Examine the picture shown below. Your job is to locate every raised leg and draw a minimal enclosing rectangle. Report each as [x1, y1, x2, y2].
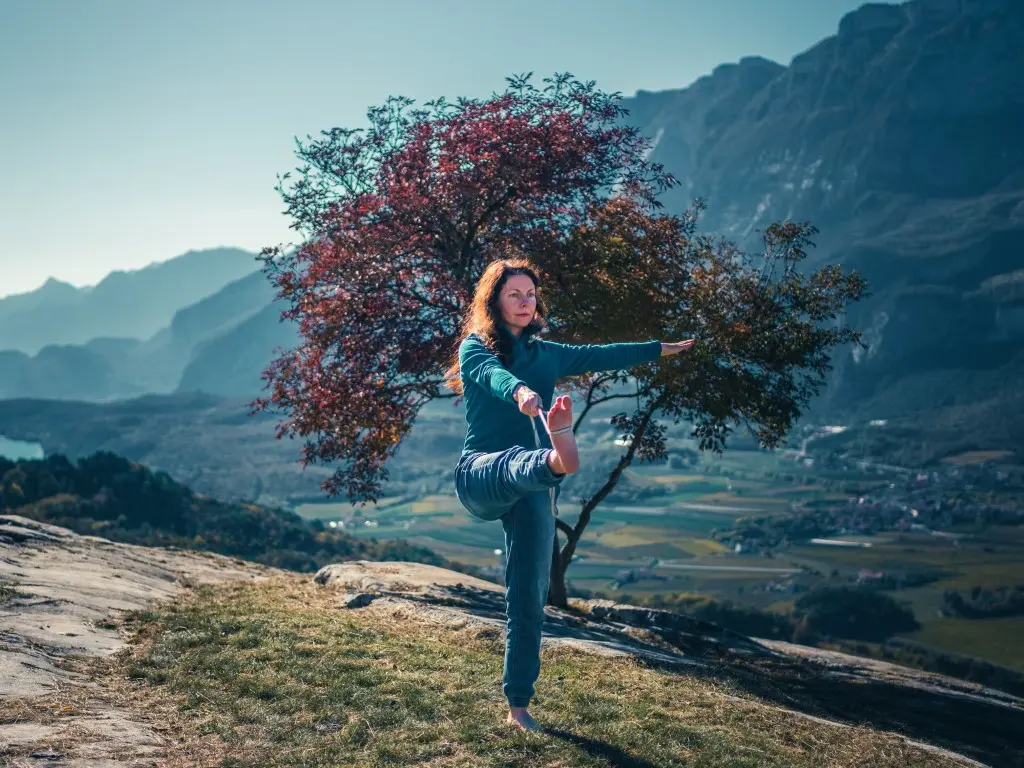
[455, 446, 563, 521]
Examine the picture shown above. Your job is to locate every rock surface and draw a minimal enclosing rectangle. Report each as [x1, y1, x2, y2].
[2, 517, 1021, 765]
[0, 514, 282, 765]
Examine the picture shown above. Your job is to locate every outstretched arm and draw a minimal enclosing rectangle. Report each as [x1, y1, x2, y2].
[544, 339, 663, 378]
[458, 335, 526, 403]
[547, 338, 696, 378]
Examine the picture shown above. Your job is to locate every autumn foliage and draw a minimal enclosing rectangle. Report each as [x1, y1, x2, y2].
[255, 73, 678, 500]
[253, 73, 866, 605]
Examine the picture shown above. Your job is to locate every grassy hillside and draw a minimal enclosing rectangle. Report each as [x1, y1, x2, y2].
[72, 574, 997, 767]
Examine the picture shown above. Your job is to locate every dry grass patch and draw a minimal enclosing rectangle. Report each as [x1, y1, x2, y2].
[678, 538, 730, 557]
[71, 573, 977, 767]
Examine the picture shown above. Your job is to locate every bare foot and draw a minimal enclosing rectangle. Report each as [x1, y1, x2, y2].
[507, 707, 543, 732]
[545, 395, 579, 475]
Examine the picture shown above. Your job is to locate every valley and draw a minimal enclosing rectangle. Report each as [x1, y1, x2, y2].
[290, 434, 1024, 676]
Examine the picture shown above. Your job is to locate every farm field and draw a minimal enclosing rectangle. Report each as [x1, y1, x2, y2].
[904, 616, 1024, 671]
[295, 446, 1024, 671]
[296, 449, 857, 598]
[787, 529, 1024, 670]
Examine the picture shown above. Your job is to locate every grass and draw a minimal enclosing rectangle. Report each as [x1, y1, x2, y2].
[681, 539, 730, 557]
[887, 588, 946, 623]
[789, 540, 1020, 575]
[409, 495, 457, 514]
[596, 527, 728, 560]
[693, 491, 790, 508]
[91, 574, 966, 767]
[598, 526, 683, 548]
[405, 537, 504, 568]
[930, 560, 1024, 590]
[583, 541, 697, 561]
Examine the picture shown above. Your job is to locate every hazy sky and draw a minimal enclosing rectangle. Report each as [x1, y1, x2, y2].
[0, 0, 868, 299]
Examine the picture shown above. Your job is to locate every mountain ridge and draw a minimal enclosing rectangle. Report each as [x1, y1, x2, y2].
[0, 247, 261, 355]
[618, 0, 1024, 455]
[0, 265, 281, 400]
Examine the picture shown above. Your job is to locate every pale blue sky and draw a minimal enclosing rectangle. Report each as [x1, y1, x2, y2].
[0, 0, 868, 298]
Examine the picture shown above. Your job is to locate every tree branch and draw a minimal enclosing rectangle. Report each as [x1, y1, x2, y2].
[569, 372, 624, 432]
[555, 517, 575, 538]
[574, 392, 640, 432]
[458, 186, 519, 280]
[559, 395, 664, 571]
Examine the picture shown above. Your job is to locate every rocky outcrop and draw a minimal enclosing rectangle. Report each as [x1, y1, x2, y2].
[0, 515, 282, 764]
[2, 518, 1021, 764]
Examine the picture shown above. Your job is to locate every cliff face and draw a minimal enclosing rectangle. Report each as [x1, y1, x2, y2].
[622, 0, 1024, 436]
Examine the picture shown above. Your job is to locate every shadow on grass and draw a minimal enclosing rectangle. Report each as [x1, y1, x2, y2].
[664, 651, 1023, 768]
[542, 727, 661, 768]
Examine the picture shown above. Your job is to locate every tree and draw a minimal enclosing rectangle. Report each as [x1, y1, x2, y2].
[254, 72, 866, 607]
[538, 199, 865, 603]
[794, 586, 919, 642]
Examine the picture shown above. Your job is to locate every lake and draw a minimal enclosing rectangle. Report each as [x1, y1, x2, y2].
[0, 436, 44, 461]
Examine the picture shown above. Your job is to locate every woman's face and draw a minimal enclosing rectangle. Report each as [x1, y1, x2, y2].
[498, 274, 537, 332]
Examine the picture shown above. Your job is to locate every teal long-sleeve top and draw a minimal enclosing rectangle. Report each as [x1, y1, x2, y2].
[458, 330, 662, 459]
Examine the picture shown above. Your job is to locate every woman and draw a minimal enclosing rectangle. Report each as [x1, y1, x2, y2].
[446, 257, 694, 732]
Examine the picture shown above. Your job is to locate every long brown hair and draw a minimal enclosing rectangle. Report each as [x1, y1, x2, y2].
[445, 257, 548, 394]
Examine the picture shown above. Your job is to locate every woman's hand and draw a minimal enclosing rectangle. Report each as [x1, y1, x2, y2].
[513, 384, 542, 417]
[660, 339, 696, 357]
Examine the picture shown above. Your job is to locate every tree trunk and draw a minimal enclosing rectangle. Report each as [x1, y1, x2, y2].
[545, 397, 664, 609]
[548, 535, 569, 607]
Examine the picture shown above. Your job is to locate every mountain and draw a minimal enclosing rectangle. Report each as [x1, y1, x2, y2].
[0, 277, 79, 325]
[121, 267, 280, 394]
[0, 351, 29, 398]
[0, 267, 284, 401]
[0, 341, 153, 402]
[0, 345, 120, 400]
[620, 0, 1024, 459]
[164, 267, 277, 348]
[177, 300, 298, 397]
[0, 247, 260, 355]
